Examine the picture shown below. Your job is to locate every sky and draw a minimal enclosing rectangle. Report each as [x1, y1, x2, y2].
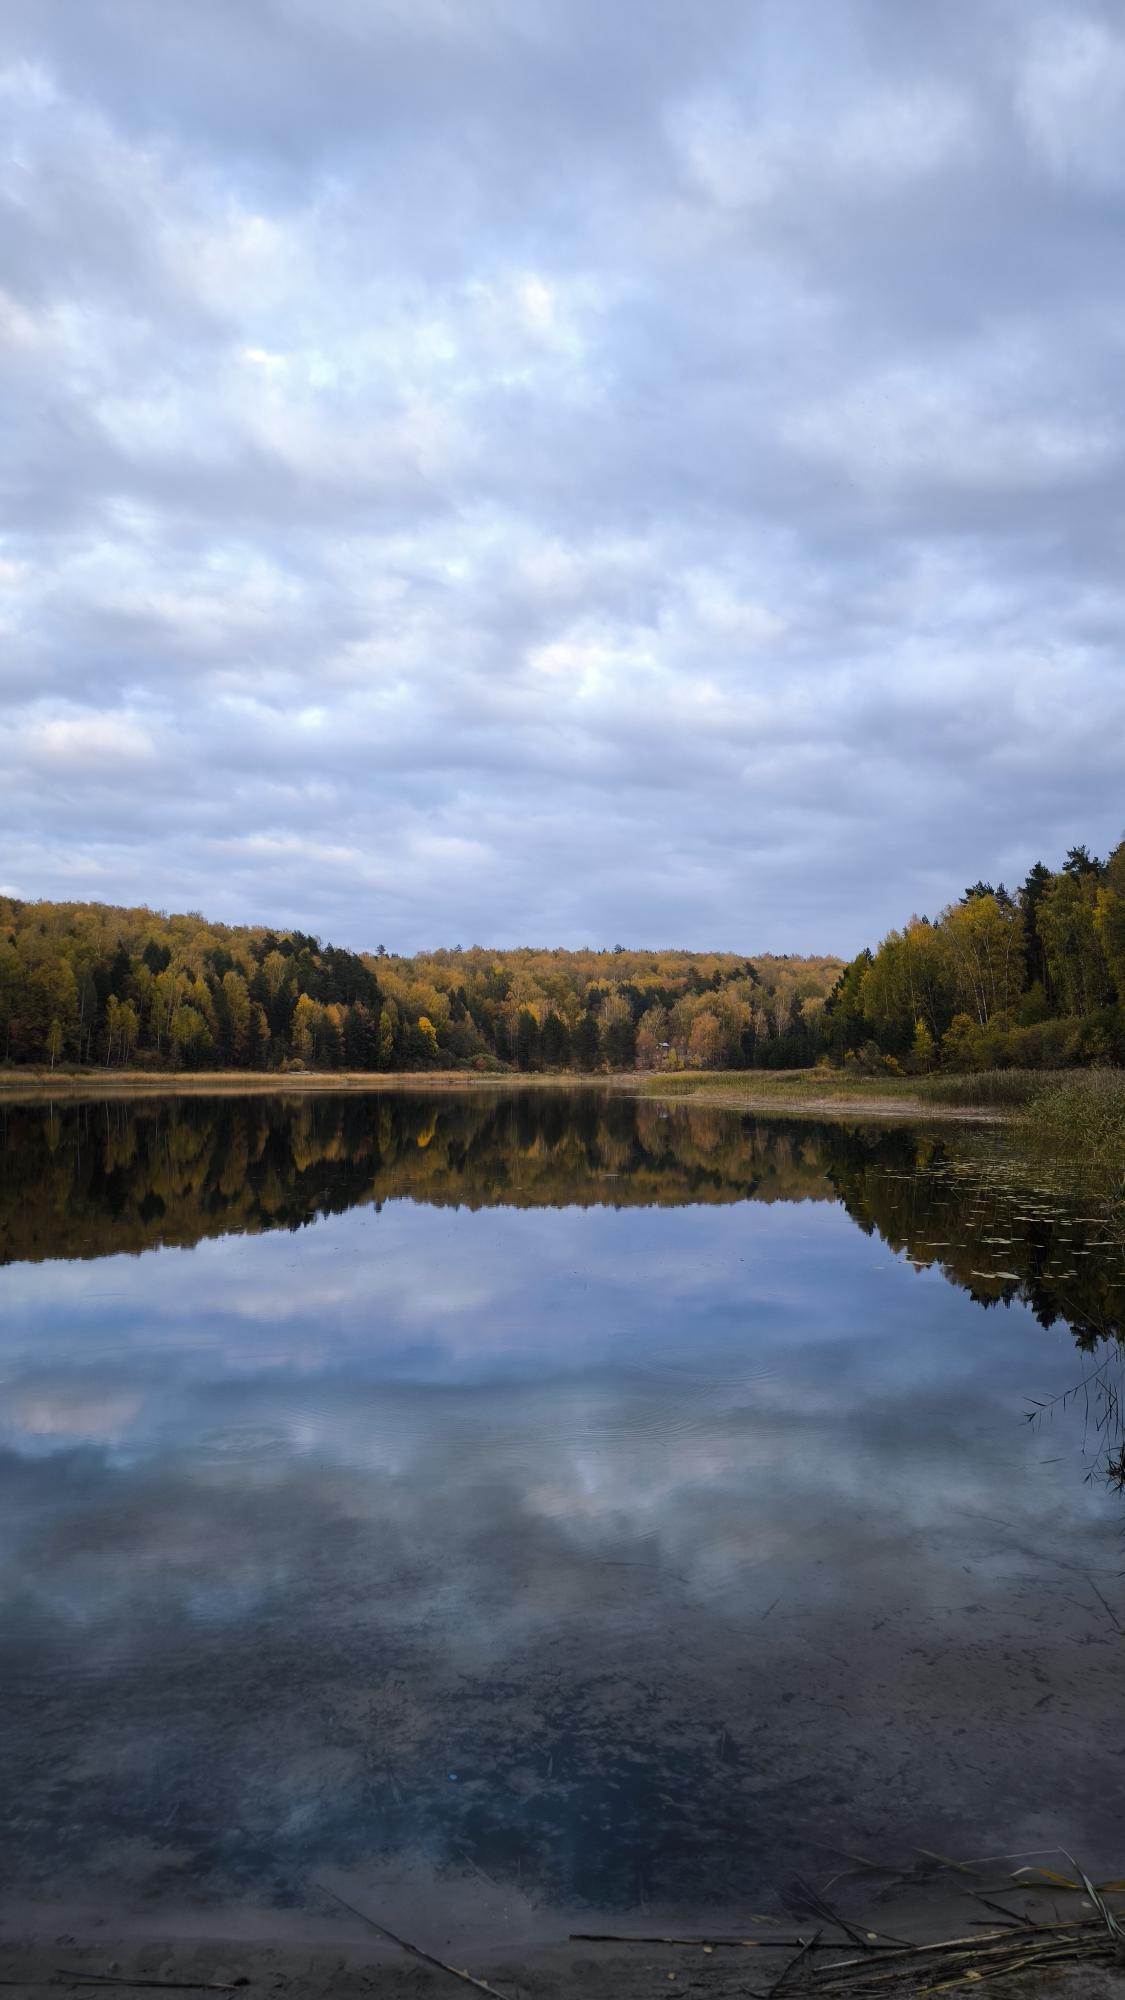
[1, 0, 1123, 957]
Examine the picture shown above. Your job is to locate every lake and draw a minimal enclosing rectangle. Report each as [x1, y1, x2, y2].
[0, 1089, 1122, 1946]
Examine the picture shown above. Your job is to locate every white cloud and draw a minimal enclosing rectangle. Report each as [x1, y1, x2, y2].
[1016, 12, 1125, 188]
[0, 1, 1121, 951]
[22, 713, 158, 769]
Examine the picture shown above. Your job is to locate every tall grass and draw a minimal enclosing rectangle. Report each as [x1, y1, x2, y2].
[637, 1066, 1125, 1161]
[1024, 1068, 1125, 1164]
[916, 1068, 1056, 1108]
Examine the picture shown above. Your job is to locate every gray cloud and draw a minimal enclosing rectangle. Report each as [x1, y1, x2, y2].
[1, 0, 1123, 949]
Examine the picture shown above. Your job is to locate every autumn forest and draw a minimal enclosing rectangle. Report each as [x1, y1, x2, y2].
[2, 832, 1124, 1077]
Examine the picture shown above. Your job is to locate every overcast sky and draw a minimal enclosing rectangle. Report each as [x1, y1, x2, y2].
[1, 0, 1123, 955]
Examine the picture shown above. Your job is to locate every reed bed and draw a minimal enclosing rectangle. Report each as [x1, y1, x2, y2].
[1024, 1068, 1125, 1165]
[916, 1069, 1056, 1108]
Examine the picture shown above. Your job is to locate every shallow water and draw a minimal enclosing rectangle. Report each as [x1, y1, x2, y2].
[0, 1090, 1122, 1939]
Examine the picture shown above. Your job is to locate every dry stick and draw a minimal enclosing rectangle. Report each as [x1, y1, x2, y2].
[811, 1932, 1111, 1995]
[816, 1925, 1024, 1967]
[964, 1893, 1032, 1928]
[569, 1933, 807, 1949]
[944, 1941, 1117, 1989]
[811, 1929, 1024, 1986]
[965, 1905, 1123, 1938]
[313, 1882, 513, 2000]
[994, 1941, 1116, 1967]
[770, 1928, 823, 2000]
[54, 1981, 245, 1993]
[816, 1953, 1019, 1991]
[800, 1877, 913, 1949]
[789, 1878, 873, 1951]
[914, 1948, 1115, 1998]
[1086, 1574, 1123, 1635]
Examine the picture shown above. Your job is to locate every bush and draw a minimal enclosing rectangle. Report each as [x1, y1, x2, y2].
[844, 1039, 886, 1075]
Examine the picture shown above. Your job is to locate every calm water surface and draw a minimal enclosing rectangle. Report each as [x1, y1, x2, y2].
[0, 1090, 1122, 1940]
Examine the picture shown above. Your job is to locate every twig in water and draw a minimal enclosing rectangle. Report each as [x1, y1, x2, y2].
[964, 1893, 1032, 1928]
[314, 1882, 513, 1999]
[569, 1933, 804, 1949]
[54, 1980, 245, 1992]
[787, 1880, 876, 1950]
[1086, 1575, 1123, 1635]
[811, 1926, 1018, 1981]
[770, 1930, 821, 2000]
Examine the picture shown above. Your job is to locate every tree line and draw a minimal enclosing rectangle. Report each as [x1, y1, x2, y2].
[0, 895, 841, 1074]
[5, 837, 1122, 1079]
[824, 836, 1125, 1072]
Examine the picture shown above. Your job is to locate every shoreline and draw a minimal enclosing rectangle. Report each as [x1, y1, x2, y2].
[1, 1884, 1120, 2000]
[634, 1084, 1005, 1121]
[0, 1066, 1007, 1121]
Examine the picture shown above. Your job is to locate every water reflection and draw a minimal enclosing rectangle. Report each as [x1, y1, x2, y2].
[0, 1091, 1122, 1933]
[4, 1091, 1123, 1352]
[0, 1090, 841, 1264]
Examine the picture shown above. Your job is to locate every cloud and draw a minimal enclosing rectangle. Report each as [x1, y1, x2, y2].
[1015, 10, 1125, 188]
[20, 712, 158, 769]
[0, 0, 1122, 950]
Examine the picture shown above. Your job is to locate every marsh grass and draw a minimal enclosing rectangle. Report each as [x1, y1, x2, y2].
[1025, 1068, 1125, 1164]
[915, 1069, 1054, 1107]
[634, 1064, 1125, 1154]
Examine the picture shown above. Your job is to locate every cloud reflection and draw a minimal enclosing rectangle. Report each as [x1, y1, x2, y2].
[1, 1109, 1121, 1921]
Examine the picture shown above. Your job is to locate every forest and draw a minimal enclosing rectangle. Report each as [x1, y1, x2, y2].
[0, 894, 840, 1074]
[825, 835, 1125, 1073]
[1, 830, 1122, 1076]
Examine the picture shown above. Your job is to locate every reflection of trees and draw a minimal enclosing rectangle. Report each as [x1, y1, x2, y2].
[0, 1092, 842, 1264]
[826, 1134, 1125, 1493]
[3, 1096, 1123, 1378]
[825, 1139, 1125, 1350]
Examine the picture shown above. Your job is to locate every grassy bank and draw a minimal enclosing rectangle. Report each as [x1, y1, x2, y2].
[0, 1062, 986, 1117]
[904, 1065, 1125, 1162]
[635, 1064, 1125, 1157]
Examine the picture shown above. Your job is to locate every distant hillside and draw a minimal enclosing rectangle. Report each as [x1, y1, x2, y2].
[0, 896, 843, 1074]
